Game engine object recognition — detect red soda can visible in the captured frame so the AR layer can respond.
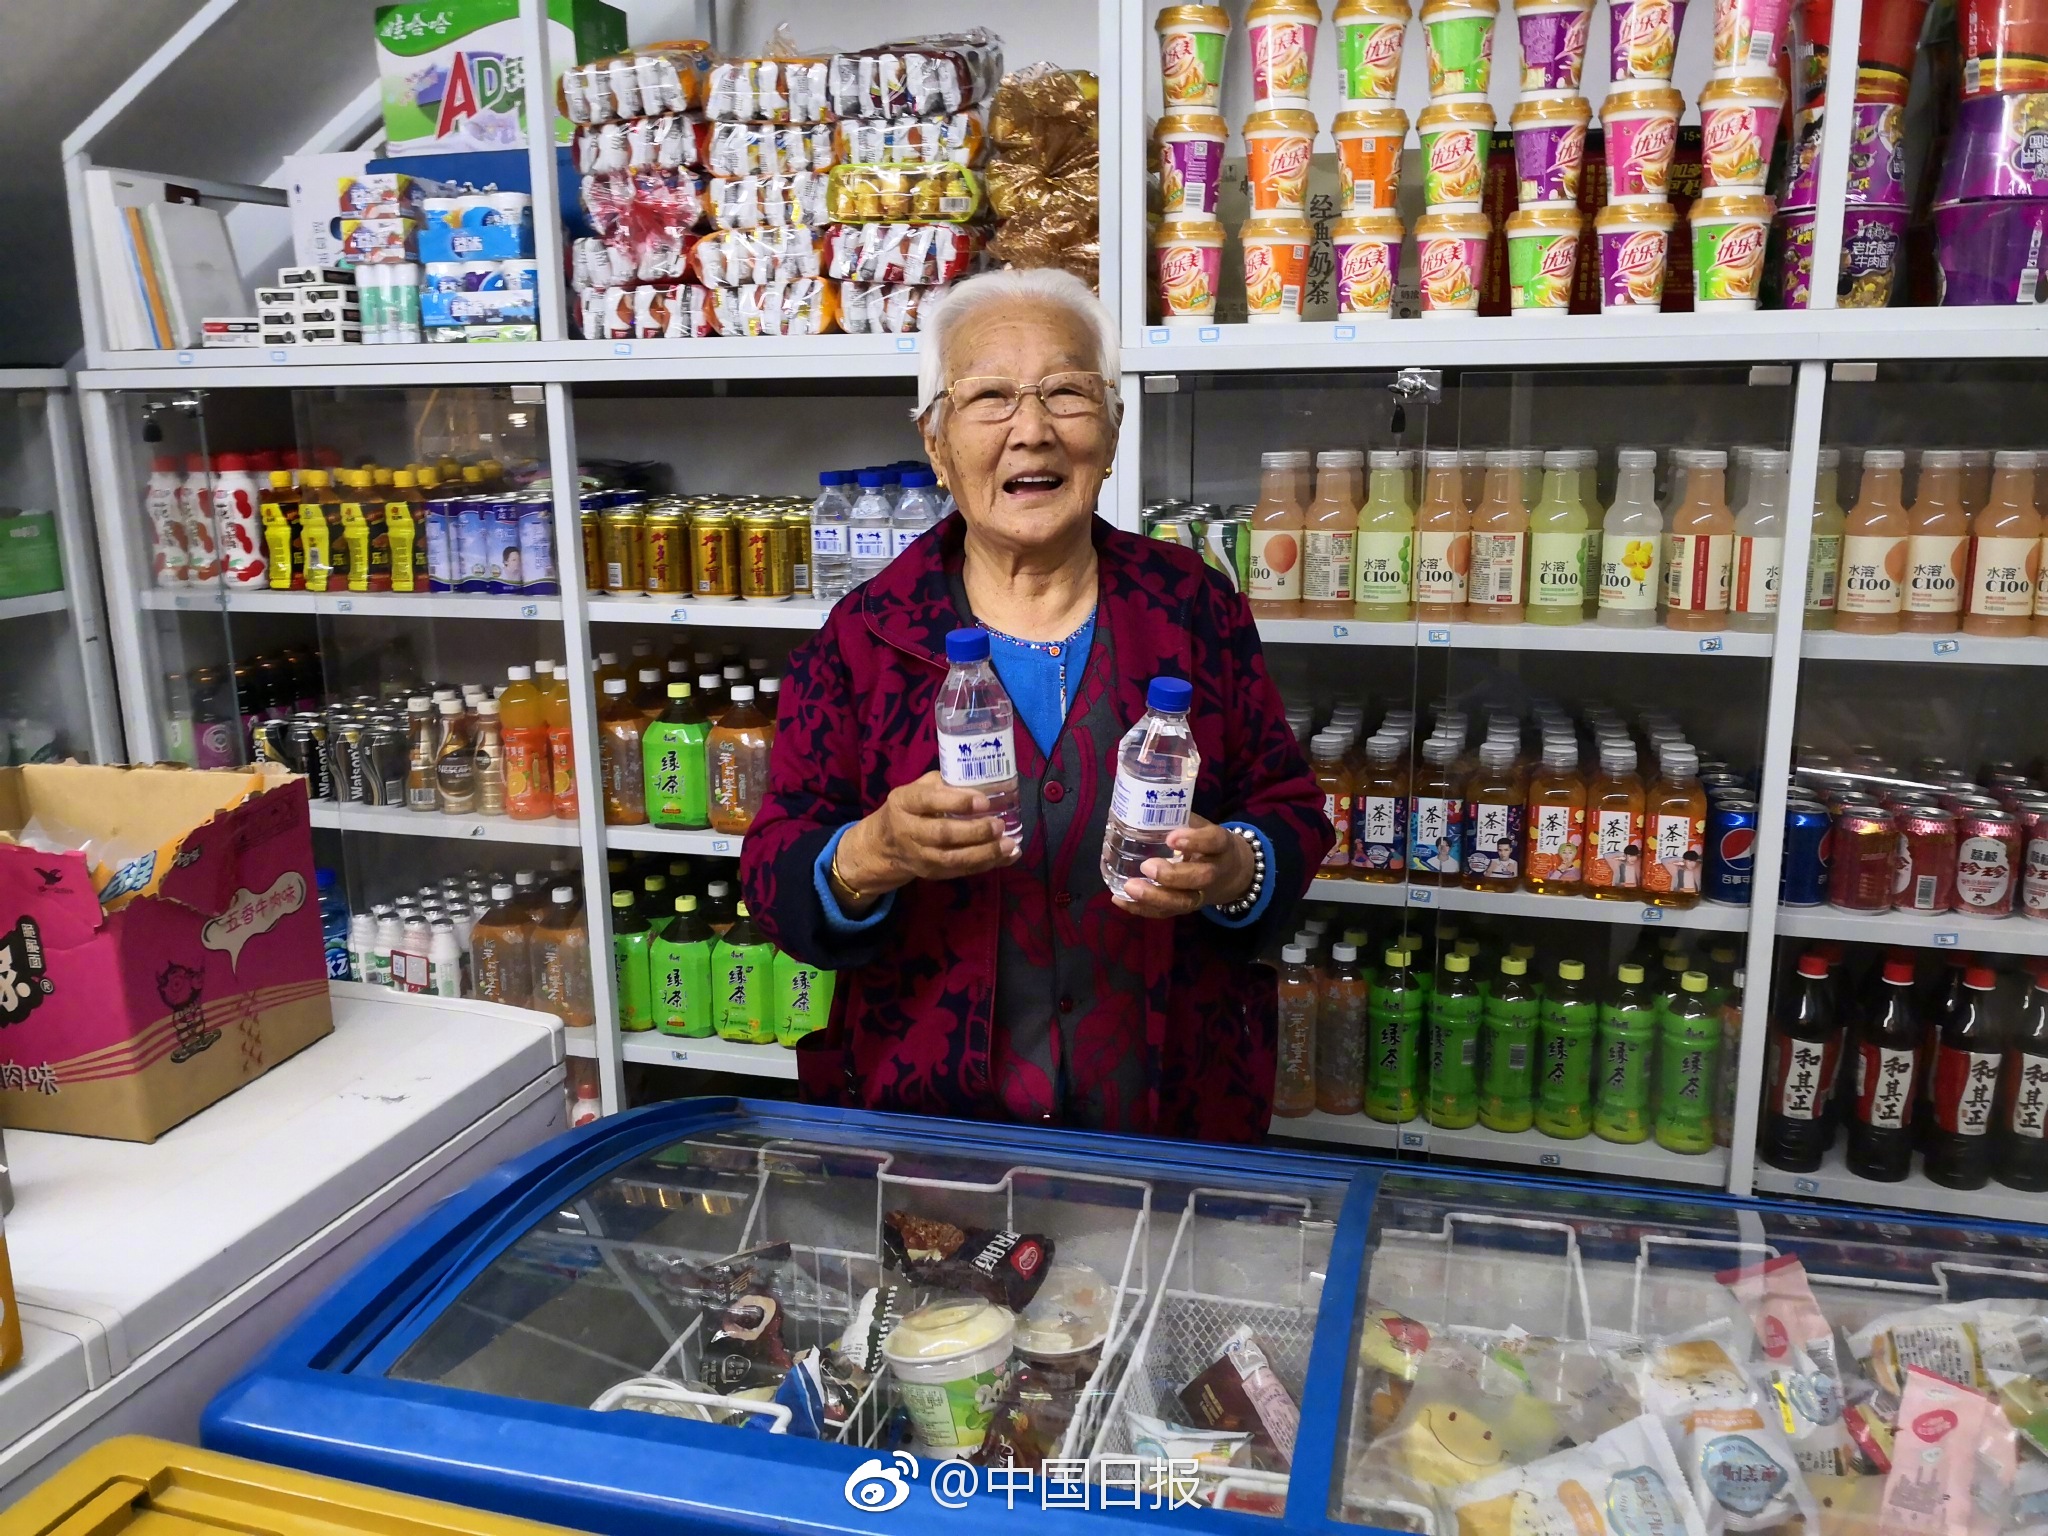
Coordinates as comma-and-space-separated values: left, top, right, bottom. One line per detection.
1956, 807, 2025, 917
1828, 802, 1897, 912
1892, 805, 1958, 913
2012, 798, 2048, 921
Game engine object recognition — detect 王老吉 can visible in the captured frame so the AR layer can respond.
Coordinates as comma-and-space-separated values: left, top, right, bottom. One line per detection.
691, 506, 739, 597
1704, 795, 1756, 904
1781, 798, 1832, 906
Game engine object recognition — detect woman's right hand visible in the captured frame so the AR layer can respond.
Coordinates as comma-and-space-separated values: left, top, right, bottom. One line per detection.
832, 772, 1019, 907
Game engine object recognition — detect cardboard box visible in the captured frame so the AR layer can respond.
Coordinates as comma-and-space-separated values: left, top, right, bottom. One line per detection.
279, 266, 355, 287
294, 304, 364, 326
299, 325, 365, 345
335, 218, 419, 266
0, 765, 332, 1141
282, 153, 374, 270
0, 511, 62, 598
260, 328, 301, 347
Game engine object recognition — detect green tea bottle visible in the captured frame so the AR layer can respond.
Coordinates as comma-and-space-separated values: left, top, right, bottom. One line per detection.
1594, 962, 1659, 1144
776, 949, 836, 1046
652, 894, 716, 1037
643, 682, 712, 828
611, 890, 654, 1033
1366, 948, 1424, 1123
640, 874, 672, 936
1535, 958, 1598, 1139
1655, 970, 1723, 1155
713, 900, 776, 1043
1426, 952, 1482, 1129
1479, 955, 1540, 1131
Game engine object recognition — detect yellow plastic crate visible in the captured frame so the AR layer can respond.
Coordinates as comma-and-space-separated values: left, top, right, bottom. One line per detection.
4, 1436, 586, 1536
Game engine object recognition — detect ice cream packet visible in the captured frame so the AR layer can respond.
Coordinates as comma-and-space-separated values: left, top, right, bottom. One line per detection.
1718, 1255, 1858, 1475
1848, 1298, 2048, 1397
1875, 1365, 2017, 1536
1609, 1320, 1758, 1422
1445, 1413, 1711, 1536
882, 1210, 1056, 1309
1678, 1401, 1820, 1533
1803, 1471, 1884, 1535
1179, 1323, 1302, 1468
1359, 1303, 1435, 1381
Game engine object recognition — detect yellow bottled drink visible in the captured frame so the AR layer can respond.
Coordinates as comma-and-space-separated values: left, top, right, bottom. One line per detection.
1526, 450, 1588, 626
1354, 449, 1416, 621
1804, 447, 1846, 629
1301, 450, 1362, 618
1413, 449, 1470, 623
1467, 450, 1529, 624
1572, 449, 1605, 618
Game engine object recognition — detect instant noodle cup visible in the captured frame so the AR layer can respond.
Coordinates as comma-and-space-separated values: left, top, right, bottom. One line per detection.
1699, 72, 1787, 188
1332, 211, 1404, 315
1248, 0, 1322, 105
1596, 198, 1677, 307
1846, 98, 1908, 203
1691, 188, 1774, 307
1960, 0, 2048, 97
1934, 196, 2048, 304
1336, 0, 1412, 100
1506, 205, 1583, 311
1154, 216, 1225, 319
1422, 0, 1502, 95
1601, 82, 1684, 200
1864, 0, 1932, 79
1511, 91, 1591, 203
1936, 92, 2048, 204
1778, 202, 1907, 307
1157, 109, 1230, 216
1244, 107, 1319, 214
1515, 0, 1596, 89
1157, 4, 1231, 107
1333, 105, 1410, 212
1784, 103, 1825, 205
1776, 207, 1816, 308
1714, 0, 1792, 72
1416, 208, 1491, 312
1418, 97, 1496, 207
1242, 213, 1315, 320
1610, 0, 1688, 79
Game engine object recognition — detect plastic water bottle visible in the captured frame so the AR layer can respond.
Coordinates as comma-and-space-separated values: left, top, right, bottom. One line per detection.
935, 628, 1023, 848
316, 867, 351, 980
810, 470, 856, 601
849, 471, 895, 585
892, 468, 941, 557
1101, 676, 1201, 890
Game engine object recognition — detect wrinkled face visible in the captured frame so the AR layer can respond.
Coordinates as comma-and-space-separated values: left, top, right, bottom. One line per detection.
920, 299, 1119, 555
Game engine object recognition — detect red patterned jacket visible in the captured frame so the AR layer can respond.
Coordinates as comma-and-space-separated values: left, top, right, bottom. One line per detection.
739, 513, 1332, 1142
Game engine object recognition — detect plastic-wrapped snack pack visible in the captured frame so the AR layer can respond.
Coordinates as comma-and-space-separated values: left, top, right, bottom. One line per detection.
1445, 1415, 1710, 1536
984, 63, 1101, 289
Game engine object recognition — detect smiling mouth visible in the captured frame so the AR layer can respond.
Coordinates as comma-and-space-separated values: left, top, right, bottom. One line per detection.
1003, 472, 1067, 495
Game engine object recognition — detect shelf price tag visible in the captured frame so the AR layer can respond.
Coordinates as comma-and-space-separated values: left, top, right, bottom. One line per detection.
1331, 624, 1350, 640
712, 839, 733, 854
1934, 639, 1960, 656
613, 342, 633, 356
1540, 1152, 1561, 1167
1697, 637, 1723, 653
1400, 1130, 1428, 1150
1934, 932, 1961, 947
1425, 628, 1451, 646
335, 598, 355, 613
1408, 887, 1434, 905
521, 603, 539, 618
668, 607, 688, 623
1794, 1177, 1820, 1195
1334, 325, 1356, 341
269, 350, 288, 363
177, 352, 194, 365
1198, 327, 1220, 343
669, 1048, 690, 1064
468, 824, 487, 838
1148, 328, 1170, 345
1640, 907, 1664, 923
896, 337, 918, 352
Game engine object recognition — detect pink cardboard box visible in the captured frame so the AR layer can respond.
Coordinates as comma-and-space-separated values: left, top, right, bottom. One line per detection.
0, 763, 332, 1141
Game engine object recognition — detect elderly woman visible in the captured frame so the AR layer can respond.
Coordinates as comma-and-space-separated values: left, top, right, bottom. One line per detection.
740, 270, 1331, 1141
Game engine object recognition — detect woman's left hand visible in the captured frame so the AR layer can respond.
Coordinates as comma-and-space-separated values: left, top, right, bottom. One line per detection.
1112, 815, 1255, 919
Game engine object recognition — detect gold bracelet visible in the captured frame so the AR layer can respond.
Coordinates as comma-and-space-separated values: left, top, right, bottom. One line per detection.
830, 840, 869, 906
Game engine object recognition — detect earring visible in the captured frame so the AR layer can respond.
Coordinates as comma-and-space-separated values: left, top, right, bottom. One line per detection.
1102, 466, 1113, 480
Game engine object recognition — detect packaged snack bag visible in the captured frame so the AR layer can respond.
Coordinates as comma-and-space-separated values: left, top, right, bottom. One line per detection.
1876, 1366, 2016, 1536
1446, 1414, 1712, 1536
1718, 1255, 1859, 1475
1678, 1401, 1819, 1532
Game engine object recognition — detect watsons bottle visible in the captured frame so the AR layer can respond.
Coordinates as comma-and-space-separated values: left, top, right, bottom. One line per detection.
936, 628, 1023, 849
1101, 677, 1200, 890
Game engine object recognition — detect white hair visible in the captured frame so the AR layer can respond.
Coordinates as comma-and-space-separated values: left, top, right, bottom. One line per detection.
914, 269, 1122, 420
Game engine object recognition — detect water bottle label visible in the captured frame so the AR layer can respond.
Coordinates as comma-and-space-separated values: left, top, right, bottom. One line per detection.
937, 726, 1017, 788
890, 526, 921, 557
810, 524, 848, 555
1110, 772, 1193, 830
851, 527, 890, 560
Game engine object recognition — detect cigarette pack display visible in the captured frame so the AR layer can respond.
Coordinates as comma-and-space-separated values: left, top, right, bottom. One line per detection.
278, 266, 355, 287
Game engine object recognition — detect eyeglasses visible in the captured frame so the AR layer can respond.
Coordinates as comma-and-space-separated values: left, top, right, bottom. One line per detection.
934, 371, 1116, 424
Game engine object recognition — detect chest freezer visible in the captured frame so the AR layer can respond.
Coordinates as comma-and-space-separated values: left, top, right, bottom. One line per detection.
205, 1098, 2048, 1536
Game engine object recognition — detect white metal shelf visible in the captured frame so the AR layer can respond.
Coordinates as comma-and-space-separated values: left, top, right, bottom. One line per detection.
0, 370, 68, 391
620, 1032, 800, 1079
1255, 617, 1771, 655
1275, 1110, 1730, 1186
1777, 905, 2048, 956
139, 589, 561, 620
0, 591, 68, 621
586, 596, 833, 631
605, 825, 744, 858
308, 801, 581, 847
1801, 631, 2048, 667
1753, 1146, 2048, 1221
1310, 878, 1752, 933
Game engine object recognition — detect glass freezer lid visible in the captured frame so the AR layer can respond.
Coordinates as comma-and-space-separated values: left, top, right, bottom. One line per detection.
1336, 1171, 2048, 1533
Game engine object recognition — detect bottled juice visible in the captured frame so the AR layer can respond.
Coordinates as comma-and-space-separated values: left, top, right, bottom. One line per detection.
1526, 451, 1587, 626
1408, 737, 1463, 884
1836, 447, 1910, 633
1962, 448, 1994, 515
704, 878, 736, 930
1523, 739, 1587, 895
1730, 448, 1789, 632
611, 890, 654, 1032
1805, 447, 1845, 628
1413, 450, 1470, 623
1902, 448, 1970, 633
1248, 450, 1310, 617
544, 664, 577, 820
711, 900, 776, 1043
1274, 944, 1318, 1116
632, 666, 667, 721
434, 697, 478, 814
297, 469, 344, 592
598, 677, 649, 826
1311, 732, 1355, 879
1571, 449, 1606, 618
1467, 451, 1529, 624
1351, 732, 1409, 881
1479, 955, 1539, 1132
1426, 951, 1482, 1128
499, 666, 553, 819
532, 886, 595, 1029
1301, 449, 1362, 618
1316, 943, 1369, 1115
385, 469, 426, 593
1463, 740, 1524, 889
1598, 448, 1663, 627
1594, 962, 1658, 1143
341, 469, 392, 592
644, 681, 712, 828
1585, 743, 1646, 899
1644, 745, 1706, 908
708, 684, 774, 833
1354, 450, 1415, 621
260, 470, 301, 590
1655, 971, 1721, 1154
1535, 959, 1598, 1138
1966, 449, 2041, 637
1459, 449, 1486, 512
470, 883, 533, 1008
1367, 948, 1423, 1121
1664, 448, 1733, 630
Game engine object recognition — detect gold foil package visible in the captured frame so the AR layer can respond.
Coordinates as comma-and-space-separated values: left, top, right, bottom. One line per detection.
984, 64, 1100, 288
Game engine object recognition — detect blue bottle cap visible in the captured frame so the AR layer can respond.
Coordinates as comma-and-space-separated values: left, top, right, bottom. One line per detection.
818, 470, 838, 486
945, 627, 991, 664
902, 469, 938, 488
315, 867, 337, 890
1147, 676, 1194, 713
857, 470, 888, 488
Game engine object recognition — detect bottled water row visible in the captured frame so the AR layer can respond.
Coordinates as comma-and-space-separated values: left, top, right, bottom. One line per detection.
809, 461, 954, 601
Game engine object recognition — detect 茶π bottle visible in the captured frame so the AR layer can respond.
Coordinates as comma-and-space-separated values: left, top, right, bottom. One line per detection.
1585, 743, 1645, 898
1462, 740, 1523, 889
1312, 733, 1355, 878
1523, 739, 1586, 895
1352, 733, 1409, 882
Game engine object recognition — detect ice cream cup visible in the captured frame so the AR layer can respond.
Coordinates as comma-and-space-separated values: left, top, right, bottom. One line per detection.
1506, 204, 1583, 312
1418, 97, 1496, 207
1333, 211, 1406, 315
1934, 197, 2048, 305
1333, 105, 1410, 212
1157, 4, 1232, 107
1609, 0, 1688, 80
1714, 0, 1792, 72
1699, 73, 1787, 189
1516, 0, 1596, 89
1244, 107, 1319, 214
1846, 98, 1908, 204
1416, 208, 1492, 313
1336, 0, 1412, 100
883, 1300, 1016, 1455
1602, 82, 1684, 200
1935, 92, 2048, 205
1242, 213, 1316, 321
1422, 0, 1502, 95
1248, 0, 1323, 105
1691, 188, 1775, 308
1154, 216, 1226, 319
1596, 198, 1677, 307
1156, 109, 1230, 216
1512, 91, 1592, 204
